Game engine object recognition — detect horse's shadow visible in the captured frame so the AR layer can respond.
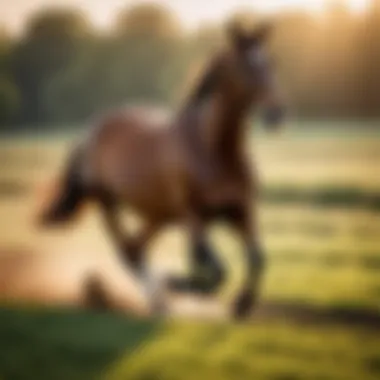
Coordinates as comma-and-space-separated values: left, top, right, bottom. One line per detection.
82, 271, 229, 321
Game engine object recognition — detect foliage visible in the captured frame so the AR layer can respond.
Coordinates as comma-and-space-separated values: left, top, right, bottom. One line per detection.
0, 76, 20, 125
1, 3, 380, 128
0, 32, 20, 125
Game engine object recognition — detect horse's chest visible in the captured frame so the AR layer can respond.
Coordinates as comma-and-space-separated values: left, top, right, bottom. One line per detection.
193, 175, 249, 221
197, 202, 245, 223
203, 179, 242, 203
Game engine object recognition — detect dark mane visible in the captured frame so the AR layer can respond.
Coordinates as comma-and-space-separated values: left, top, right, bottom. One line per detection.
176, 56, 222, 154
186, 57, 221, 108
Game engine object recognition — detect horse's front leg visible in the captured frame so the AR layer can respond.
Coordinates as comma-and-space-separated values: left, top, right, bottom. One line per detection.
230, 206, 266, 319
168, 214, 225, 294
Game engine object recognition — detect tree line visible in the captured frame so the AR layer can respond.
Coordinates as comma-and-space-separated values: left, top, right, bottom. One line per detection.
1, 1, 380, 130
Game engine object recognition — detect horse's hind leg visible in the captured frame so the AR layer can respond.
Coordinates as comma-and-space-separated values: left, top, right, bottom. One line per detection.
99, 195, 144, 272
168, 214, 225, 294
98, 196, 165, 312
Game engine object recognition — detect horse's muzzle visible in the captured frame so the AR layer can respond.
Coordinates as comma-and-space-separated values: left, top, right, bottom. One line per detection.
262, 104, 286, 130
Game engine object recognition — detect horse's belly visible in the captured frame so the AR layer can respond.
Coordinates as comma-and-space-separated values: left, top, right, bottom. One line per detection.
115, 149, 185, 220
120, 175, 181, 216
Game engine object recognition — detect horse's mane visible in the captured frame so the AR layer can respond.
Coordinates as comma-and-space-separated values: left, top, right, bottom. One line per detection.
185, 57, 221, 109
176, 55, 223, 154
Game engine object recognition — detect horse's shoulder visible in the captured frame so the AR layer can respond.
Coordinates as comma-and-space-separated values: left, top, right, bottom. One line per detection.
120, 104, 172, 129
90, 104, 171, 128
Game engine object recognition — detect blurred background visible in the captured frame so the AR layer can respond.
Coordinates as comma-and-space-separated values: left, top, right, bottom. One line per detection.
1, 0, 380, 126
0, 1, 380, 380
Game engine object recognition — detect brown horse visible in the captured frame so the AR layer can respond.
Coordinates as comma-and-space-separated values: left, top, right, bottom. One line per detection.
40, 23, 286, 319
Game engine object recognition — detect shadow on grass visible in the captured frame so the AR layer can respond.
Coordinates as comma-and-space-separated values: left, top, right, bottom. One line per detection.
0, 306, 160, 380
262, 185, 380, 212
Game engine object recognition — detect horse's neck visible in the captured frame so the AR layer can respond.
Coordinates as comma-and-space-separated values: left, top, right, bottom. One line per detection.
179, 91, 251, 167
214, 94, 251, 161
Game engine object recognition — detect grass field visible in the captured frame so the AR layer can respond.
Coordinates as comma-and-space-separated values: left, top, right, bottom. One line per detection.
0, 122, 379, 379
0, 306, 379, 380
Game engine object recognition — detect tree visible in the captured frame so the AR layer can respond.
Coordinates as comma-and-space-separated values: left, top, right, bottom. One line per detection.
271, 11, 322, 117
45, 4, 187, 121
358, 0, 380, 116
0, 77, 20, 127
0, 29, 20, 127
115, 3, 181, 38
317, 1, 361, 117
112, 4, 185, 104
44, 37, 120, 121
11, 8, 90, 124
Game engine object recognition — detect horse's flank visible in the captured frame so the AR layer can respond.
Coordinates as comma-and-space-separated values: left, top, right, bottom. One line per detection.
81, 105, 186, 221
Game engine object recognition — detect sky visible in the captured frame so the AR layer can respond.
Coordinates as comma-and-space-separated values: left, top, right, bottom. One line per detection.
0, 0, 370, 35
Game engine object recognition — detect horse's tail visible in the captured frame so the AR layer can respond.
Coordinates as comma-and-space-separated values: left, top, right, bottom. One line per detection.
39, 146, 88, 226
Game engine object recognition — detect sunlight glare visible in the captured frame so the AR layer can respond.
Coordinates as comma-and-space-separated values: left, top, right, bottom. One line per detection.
0, 0, 373, 35
346, 0, 370, 13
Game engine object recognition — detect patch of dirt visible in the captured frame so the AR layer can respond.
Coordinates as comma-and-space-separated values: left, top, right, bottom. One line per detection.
0, 247, 151, 316
0, 247, 379, 329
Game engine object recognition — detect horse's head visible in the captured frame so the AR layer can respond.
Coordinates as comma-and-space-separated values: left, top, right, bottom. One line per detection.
222, 22, 286, 131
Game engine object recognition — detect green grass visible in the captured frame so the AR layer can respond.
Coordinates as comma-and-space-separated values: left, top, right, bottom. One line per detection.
0, 306, 378, 380
107, 319, 380, 380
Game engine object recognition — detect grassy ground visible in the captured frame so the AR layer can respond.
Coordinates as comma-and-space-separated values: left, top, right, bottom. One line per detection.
0, 306, 379, 380
0, 307, 159, 380
0, 122, 379, 379
107, 319, 380, 380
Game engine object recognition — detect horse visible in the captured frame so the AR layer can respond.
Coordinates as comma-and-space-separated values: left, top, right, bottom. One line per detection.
39, 22, 286, 319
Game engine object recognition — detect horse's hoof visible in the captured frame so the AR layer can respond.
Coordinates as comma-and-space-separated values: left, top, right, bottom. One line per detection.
166, 276, 194, 293
232, 289, 256, 320
83, 275, 112, 311
147, 282, 167, 317
140, 272, 167, 317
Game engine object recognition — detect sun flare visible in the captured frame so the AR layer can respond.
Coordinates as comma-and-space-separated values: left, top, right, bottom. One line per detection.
89, 0, 371, 32
346, 0, 370, 13
0, 0, 372, 35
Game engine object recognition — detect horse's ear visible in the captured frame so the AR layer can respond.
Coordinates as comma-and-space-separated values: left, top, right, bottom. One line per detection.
251, 23, 273, 45
227, 22, 248, 50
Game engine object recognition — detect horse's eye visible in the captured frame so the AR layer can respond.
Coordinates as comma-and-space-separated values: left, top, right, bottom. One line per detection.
247, 48, 266, 68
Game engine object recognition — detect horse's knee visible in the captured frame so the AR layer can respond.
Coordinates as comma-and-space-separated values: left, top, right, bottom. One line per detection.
122, 240, 144, 271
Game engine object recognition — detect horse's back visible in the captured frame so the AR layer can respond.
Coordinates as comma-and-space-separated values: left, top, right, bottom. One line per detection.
82, 105, 185, 218
91, 104, 171, 137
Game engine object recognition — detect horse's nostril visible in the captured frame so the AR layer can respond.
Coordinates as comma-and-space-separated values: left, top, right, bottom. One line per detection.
262, 106, 286, 128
